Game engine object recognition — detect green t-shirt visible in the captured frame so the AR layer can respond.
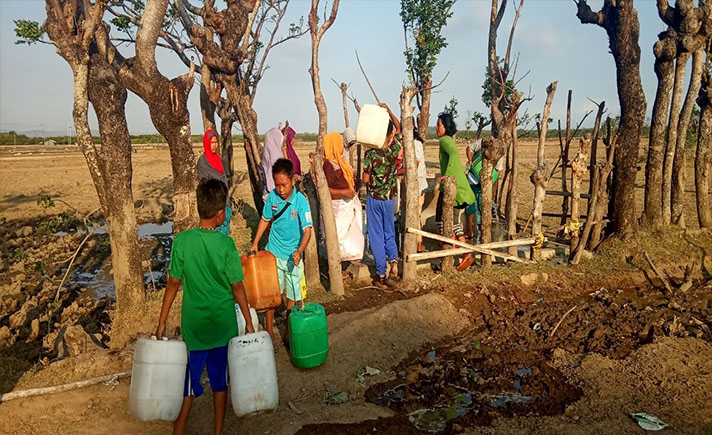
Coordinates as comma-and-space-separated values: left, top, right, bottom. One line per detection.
168, 228, 243, 351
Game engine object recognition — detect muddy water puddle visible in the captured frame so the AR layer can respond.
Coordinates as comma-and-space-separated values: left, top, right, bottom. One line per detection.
364, 340, 582, 433
62, 222, 174, 299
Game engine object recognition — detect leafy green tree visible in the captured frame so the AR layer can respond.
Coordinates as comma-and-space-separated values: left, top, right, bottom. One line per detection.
442, 96, 458, 119
401, 0, 457, 140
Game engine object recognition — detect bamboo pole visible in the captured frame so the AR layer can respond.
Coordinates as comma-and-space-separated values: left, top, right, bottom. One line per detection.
408, 228, 530, 263
407, 237, 536, 262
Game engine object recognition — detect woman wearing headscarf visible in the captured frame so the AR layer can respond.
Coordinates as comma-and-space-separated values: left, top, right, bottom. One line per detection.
435, 112, 476, 271
197, 129, 232, 235
281, 124, 302, 176
322, 131, 364, 264
262, 127, 284, 199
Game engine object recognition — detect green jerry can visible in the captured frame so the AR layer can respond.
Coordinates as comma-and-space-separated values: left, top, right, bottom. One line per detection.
289, 303, 328, 369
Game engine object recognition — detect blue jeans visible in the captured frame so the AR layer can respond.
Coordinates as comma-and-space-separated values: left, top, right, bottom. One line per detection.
367, 196, 398, 277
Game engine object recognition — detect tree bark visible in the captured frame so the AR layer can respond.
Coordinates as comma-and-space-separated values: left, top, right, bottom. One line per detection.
506, 117, 519, 257
309, 0, 343, 295
570, 135, 591, 252
44, 0, 144, 345
441, 176, 457, 272
559, 90, 573, 229
588, 100, 605, 201
340, 82, 350, 128
662, 51, 690, 224
199, 63, 218, 132
576, 0, 646, 239
298, 175, 321, 288
400, 87, 419, 281
417, 77, 432, 142
530, 82, 557, 261
696, 67, 712, 228
672, 49, 704, 226
642, 32, 676, 226
481, 136, 505, 267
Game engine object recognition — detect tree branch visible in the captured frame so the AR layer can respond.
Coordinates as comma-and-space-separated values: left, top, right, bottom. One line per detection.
503, 0, 524, 75
574, 0, 605, 27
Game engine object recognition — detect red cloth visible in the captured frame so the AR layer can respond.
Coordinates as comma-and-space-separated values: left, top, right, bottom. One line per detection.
202, 129, 223, 173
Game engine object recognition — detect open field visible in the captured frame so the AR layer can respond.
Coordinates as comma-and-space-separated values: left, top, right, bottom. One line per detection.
0, 138, 711, 434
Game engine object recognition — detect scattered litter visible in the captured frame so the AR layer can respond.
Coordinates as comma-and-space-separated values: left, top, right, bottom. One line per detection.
532, 322, 541, 332
325, 391, 348, 405
630, 412, 668, 431
287, 401, 303, 415
102, 374, 120, 391
356, 365, 382, 386
536, 297, 544, 303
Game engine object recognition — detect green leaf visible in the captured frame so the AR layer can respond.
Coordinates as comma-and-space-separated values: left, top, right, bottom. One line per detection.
14, 20, 45, 45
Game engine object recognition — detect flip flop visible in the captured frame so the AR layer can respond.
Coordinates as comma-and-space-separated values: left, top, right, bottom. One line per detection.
456, 255, 475, 272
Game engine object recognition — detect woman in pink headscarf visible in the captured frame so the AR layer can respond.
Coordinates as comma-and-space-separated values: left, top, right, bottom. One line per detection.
281, 124, 302, 176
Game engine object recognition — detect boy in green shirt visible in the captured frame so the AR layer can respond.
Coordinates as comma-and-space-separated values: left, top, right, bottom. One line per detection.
156, 179, 254, 435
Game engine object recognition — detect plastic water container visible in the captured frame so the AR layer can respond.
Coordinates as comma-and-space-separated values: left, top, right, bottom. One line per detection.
129, 336, 187, 421
228, 331, 279, 416
289, 303, 329, 369
356, 104, 390, 149
240, 251, 282, 311
235, 304, 259, 336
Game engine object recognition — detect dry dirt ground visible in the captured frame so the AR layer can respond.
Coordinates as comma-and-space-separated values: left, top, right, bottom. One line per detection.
0, 141, 711, 434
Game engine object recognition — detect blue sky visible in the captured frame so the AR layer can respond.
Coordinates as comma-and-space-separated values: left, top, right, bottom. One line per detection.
1, 0, 664, 136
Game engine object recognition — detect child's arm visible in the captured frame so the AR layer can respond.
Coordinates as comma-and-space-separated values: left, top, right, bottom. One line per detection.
231, 282, 255, 334
250, 218, 270, 253
292, 227, 312, 267
155, 275, 181, 338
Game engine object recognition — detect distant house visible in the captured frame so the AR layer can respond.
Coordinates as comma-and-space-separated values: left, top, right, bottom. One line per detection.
43, 139, 57, 146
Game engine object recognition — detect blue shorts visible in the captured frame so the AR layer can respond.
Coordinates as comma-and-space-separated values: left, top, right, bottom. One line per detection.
183, 345, 229, 397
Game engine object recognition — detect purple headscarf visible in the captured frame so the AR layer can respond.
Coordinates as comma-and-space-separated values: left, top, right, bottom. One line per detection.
262, 127, 283, 197
281, 125, 302, 176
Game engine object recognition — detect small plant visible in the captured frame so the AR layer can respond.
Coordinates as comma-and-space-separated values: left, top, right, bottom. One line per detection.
34, 261, 45, 273
39, 211, 73, 233
37, 195, 56, 209
13, 248, 27, 261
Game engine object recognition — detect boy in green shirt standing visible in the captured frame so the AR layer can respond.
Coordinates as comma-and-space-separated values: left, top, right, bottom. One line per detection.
156, 179, 254, 435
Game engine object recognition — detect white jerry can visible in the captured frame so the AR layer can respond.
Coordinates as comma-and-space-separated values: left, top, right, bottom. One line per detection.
130, 336, 187, 421
228, 331, 279, 416
356, 104, 390, 149
235, 304, 259, 336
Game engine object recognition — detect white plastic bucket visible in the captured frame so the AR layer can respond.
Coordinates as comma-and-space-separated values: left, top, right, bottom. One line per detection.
235, 305, 259, 336
129, 336, 187, 421
228, 331, 279, 416
356, 104, 390, 149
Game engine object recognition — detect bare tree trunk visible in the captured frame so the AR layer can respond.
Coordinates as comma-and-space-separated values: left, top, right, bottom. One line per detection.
219, 114, 235, 187
229, 84, 265, 213
481, 136, 505, 267
672, 49, 704, 226
696, 68, 712, 228
417, 77, 432, 142
441, 176, 456, 272
506, 118, 519, 257
340, 82, 350, 128
44, 1, 144, 345
588, 100, 606, 200
662, 51, 690, 224
400, 87, 419, 281
531, 82, 557, 261
559, 90, 573, 229
576, 0, 646, 239
298, 176, 321, 288
199, 64, 218, 132
309, 0, 343, 295
589, 120, 616, 249
570, 135, 591, 252
87, 55, 145, 337
643, 33, 676, 226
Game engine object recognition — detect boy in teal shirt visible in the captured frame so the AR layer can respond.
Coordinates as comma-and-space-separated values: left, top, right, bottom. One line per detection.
250, 158, 313, 347
156, 179, 254, 435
